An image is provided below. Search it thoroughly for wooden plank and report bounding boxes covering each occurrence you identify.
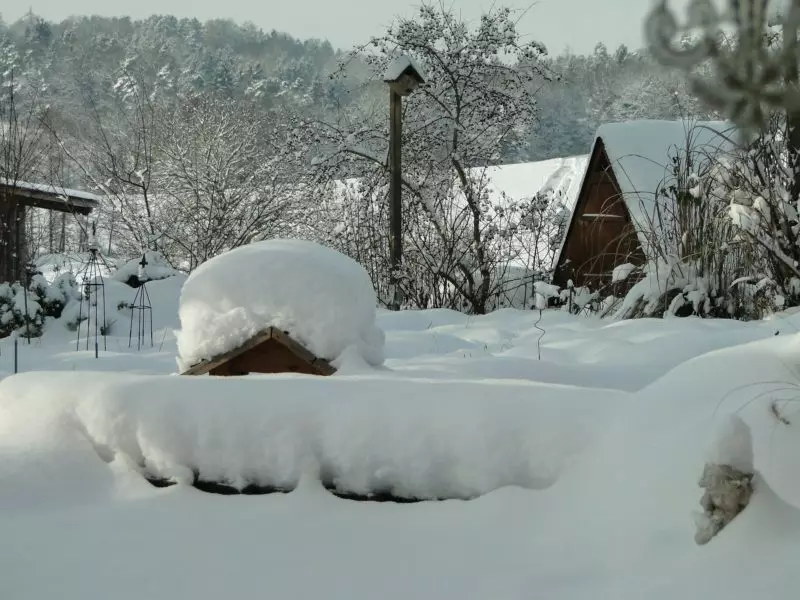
[271,328,336,376]
[181,328,276,375]
[2,190,96,215]
[181,326,336,377]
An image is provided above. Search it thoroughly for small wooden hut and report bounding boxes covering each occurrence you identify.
[181,326,336,377]
[0,179,99,282]
[552,120,732,293]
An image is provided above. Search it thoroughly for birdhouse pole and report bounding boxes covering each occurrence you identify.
[383,56,425,311]
[388,88,403,311]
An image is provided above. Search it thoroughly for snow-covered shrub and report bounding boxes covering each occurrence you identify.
[29,272,80,319]
[0,283,45,339]
[112,251,180,288]
[612,259,727,319]
[705,116,800,309]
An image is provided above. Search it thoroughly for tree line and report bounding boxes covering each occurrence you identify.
[0,4,728,315]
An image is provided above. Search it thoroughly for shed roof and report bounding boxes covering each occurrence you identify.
[182,326,336,376]
[595,119,735,247]
[329,155,588,271]
[553,119,736,274]
[0,178,101,214]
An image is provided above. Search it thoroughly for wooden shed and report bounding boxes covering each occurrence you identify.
[552,120,732,293]
[0,179,99,283]
[181,326,336,377]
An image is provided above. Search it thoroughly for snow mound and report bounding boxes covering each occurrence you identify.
[176,239,385,371]
[0,372,614,502]
[112,251,181,287]
[707,414,754,473]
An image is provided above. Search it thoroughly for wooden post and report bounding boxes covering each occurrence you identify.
[388,89,403,311]
[13,202,22,283]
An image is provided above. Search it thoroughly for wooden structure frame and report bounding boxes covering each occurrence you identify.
[181,326,336,377]
[552,139,645,293]
[552,120,732,294]
[0,180,99,283]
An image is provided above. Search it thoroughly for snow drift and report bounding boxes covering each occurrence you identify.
[175,239,385,371]
[0,371,616,503]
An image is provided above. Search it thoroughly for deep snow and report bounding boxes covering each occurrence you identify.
[175,239,385,371]
[0,276,799,599]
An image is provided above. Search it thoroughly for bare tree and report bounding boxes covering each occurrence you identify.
[305,4,555,313]
[49,63,162,259]
[0,51,52,281]
[154,95,297,269]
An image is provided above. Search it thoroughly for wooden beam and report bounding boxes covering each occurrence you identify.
[270,328,336,376]
[181,328,276,375]
[181,327,336,376]
[4,191,95,215]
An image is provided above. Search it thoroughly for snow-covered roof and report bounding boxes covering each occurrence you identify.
[478,156,587,216]
[328,156,588,273]
[473,156,589,270]
[0,178,102,209]
[383,55,426,83]
[596,119,735,248]
[175,239,385,371]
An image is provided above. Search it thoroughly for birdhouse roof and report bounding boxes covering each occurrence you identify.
[181,326,336,376]
[383,55,426,83]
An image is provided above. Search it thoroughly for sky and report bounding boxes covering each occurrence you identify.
[3,0,693,55]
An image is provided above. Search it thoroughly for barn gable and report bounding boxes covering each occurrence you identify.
[552,140,643,290]
[553,120,734,291]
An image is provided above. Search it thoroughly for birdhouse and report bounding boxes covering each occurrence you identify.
[383,55,426,97]
[181,327,336,377]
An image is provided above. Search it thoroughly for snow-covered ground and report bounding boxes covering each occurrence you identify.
[1,277,799,599]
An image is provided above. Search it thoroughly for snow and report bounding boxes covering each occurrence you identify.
[595,119,735,254]
[707,415,754,473]
[175,239,385,370]
[612,262,637,282]
[2,274,800,598]
[331,156,588,273]
[111,250,181,284]
[383,55,426,82]
[0,177,102,205]
[478,156,588,217]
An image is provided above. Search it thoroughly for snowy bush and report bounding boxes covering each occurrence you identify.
[0,282,45,339]
[301,5,556,314]
[645,2,800,318]
[30,272,80,319]
[112,250,180,288]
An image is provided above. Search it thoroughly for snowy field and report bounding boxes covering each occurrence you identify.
[1,277,800,598]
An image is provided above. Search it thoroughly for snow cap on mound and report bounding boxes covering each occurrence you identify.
[176,239,384,371]
[707,414,754,473]
[112,250,180,286]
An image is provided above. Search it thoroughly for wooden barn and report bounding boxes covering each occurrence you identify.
[0,179,99,282]
[182,326,336,377]
[552,120,732,293]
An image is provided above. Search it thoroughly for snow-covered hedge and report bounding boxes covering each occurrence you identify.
[0,272,82,339]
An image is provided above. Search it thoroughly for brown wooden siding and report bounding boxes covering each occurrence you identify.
[553,140,645,293]
[209,338,328,376]
[0,195,26,283]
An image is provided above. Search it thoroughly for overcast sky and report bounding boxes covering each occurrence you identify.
[3,0,692,55]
